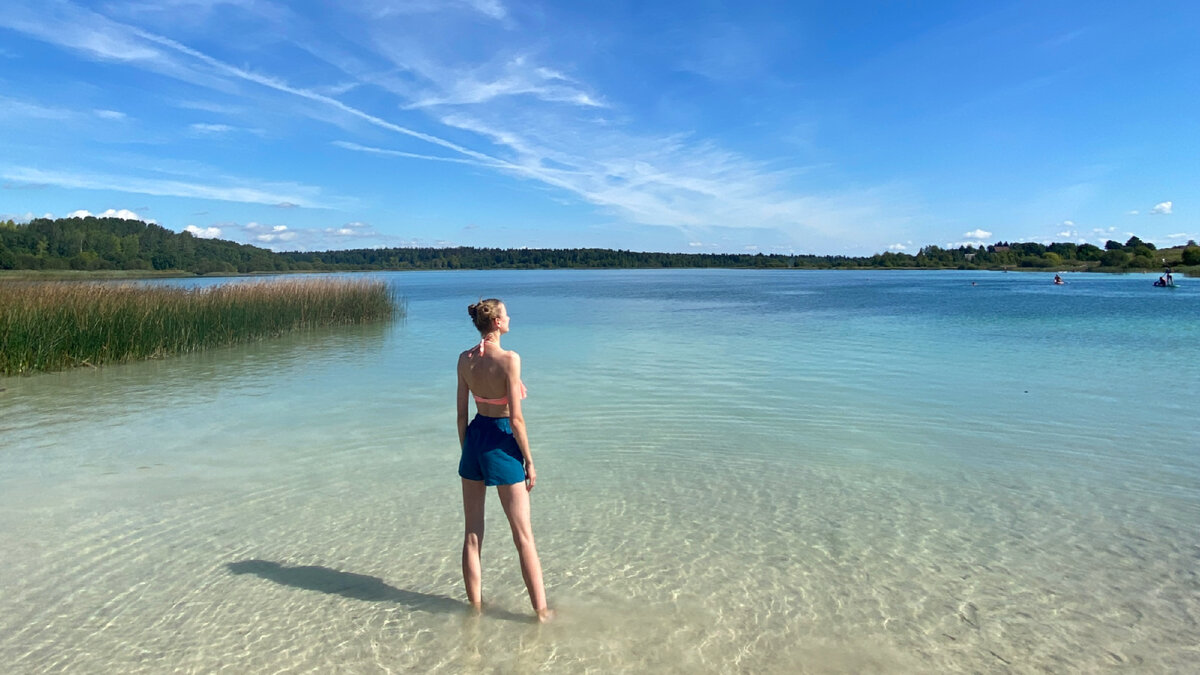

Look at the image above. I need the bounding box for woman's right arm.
[456,355,470,448]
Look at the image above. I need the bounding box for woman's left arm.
[506,353,536,490]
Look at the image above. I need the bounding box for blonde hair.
[467,298,503,334]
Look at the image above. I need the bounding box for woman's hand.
[525,461,537,491]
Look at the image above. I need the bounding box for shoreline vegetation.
[1,216,1197,278]
[0,279,400,376]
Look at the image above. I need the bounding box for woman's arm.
[505,352,536,490]
[456,354,470,448]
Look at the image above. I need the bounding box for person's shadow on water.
[226,560,529,622]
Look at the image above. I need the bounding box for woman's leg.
[497,483,552,620]
[461,478,487,610]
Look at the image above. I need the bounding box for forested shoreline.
[2,216,1197,275]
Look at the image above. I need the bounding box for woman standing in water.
[457,298,553,622]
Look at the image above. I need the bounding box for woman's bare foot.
[537,607,556,623]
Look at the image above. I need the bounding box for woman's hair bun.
[468,298,502,333]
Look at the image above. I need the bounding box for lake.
[1,269,1197,672]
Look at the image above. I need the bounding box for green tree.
[1076,243,1103,261]
[0,241,15,269]
[1125,235,1153,250]
[1048,242,1078,259]
[1130,245,1154,261]
[1181,246,1200,266]
[1100,249,1130,267]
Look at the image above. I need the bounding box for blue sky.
[1,1,1196,254]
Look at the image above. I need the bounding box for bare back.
[457,343,523,418]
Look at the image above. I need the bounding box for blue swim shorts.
[459,414,527,486]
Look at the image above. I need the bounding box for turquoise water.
[1,269,1197,672]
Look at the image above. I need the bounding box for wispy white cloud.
[368,0,508,21]
[404,55,604,108]
[1,166,330,208]
[432,114,913,247]
[1150,200,1172,215]
[332,141,486,166]
[0,2,163,62]
[469,0,507,20]
[172,99,245,115]
[113,27,523,172]
[0,96,75,120]
[1,97,128,124]
[187,122,264,135]
[962,228,991,239]
[189,122,233,133]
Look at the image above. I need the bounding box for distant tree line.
[2,216,1197,274]
[0,217,284,274]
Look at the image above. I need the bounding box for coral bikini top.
[472,385,527,406]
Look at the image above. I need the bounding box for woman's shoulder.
[501,349,521,371]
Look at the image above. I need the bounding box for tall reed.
[0,278,400,375]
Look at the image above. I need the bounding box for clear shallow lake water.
[1,269,1197,673]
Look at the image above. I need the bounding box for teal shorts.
[459,414,526,486]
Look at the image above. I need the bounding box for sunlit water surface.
[2,270,1197,673]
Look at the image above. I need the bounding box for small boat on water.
[1053,274,1065,285]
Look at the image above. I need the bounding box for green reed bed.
[0,278,400,375]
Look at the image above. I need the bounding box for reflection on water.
[1,270,1197,672]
